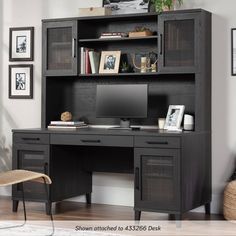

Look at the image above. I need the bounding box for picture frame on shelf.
[99,51,121,74]
[231,28,236,76]
[9,27,34,61]
[9,64,33,99]
[164,105,185,131]
[103,0,150,15]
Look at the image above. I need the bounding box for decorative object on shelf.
[120,61,132,73]
[103,0,150,15]
[78,7,111,17]
[164,105,185,131]
[158,118,166,129]
[61,111,73,121]
[132,53,157,73]
[231,28,236,76]
[9,27,34,61]
[223,180,236,220]
[148,0,183,13]
[129,26,153,37]
[99,51,121,74]
[183,114,194,131]
[9,64,33,99]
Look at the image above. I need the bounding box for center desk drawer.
[51,134,133,147]
[134,136,180,149]
[14,133,49,145]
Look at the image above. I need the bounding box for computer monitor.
[96,84,148,129]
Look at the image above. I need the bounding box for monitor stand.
[108,119,131,130]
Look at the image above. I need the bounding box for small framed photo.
[9,65,33,99]
[164,105,185,131]
[99,51,121,74]
[231,28,236,76]
[9,27,34,61]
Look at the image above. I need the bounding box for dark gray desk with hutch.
[12,9,212,220]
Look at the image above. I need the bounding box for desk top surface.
[12,127,209,137]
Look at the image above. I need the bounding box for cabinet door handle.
[22,137,40,141]
[160,34,163,55]
[135,167,140,190]
[146,141,168,145]
[72,38,76,58]
[81,139,101,143]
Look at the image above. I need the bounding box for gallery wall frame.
[9,64,33,99]
[231,28,236,76]
[9,27,34,61]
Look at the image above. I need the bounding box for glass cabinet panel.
[142,156,175,204]
[134,148,180,211]
[47,27,72,70]
[164,19,194,67]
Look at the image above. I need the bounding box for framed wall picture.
[9,27,34,61]
[9,64,33,99]
[164,105,185,131]
[231,28,236,76]
[99,51,121,74]
[103,0,150,15]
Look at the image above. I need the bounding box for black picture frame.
[232,28,236,76]
[9,64,33,99]
[9,27,34,61]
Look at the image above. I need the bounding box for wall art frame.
[9,64,33,99]
[9,27,34,61]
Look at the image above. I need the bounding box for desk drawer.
[14,133,49,145]
[134,136,180,149]
[51,134,133,147]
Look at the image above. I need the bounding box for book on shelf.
[47,125,88,130]
[85,48,91,74]
[50,121,85,126]
[100,32,128,38]
[80,48,101,74]
[80,47,85,74]
[89,51,100,74]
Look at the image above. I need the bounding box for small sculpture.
[61,111,72,121]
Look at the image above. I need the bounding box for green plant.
[151,0,183,13]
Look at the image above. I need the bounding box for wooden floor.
[0,196,223,221]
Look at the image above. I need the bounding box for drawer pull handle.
[146,141,168,145]
[81,139,101,143]
[22,138,40,141]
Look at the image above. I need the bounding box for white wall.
[0,0,235,214]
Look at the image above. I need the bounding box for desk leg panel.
[50,145,92,202]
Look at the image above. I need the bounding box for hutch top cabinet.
[41,9,211,134]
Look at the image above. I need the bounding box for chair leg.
[0,183,26,230]
[21,182,27,224]
[42,177,54,235]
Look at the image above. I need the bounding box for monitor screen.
[96,84,148,118]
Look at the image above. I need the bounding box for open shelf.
[79,72,159,77]
[79,36,158,43]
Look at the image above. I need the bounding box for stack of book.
[100,32,128,38]
[80,48,100,74]
[47,121,88,130]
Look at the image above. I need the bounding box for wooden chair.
[0,169,54,234]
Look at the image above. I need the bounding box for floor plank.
[0,196,223,221]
